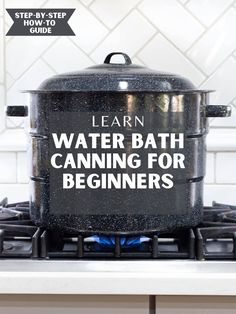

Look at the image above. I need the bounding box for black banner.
[48,111,188,216]
[6,8,75,36]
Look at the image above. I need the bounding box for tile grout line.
[231,50,236,59]
[231,96,236,108]
[136,7,208,79]
[7,37,60,89]
[79,26,109,56]
[130,1,160,61]
[138,7,209,76]
[179,1,207,30]
[198,50,236,94]
[88,0,96,8]
[183,0,235,30]
[134,7,163,61]
[40,57,58,74]
[87,0,144,57]
[133,55,145,65]
[198,53,236,91]
[88,17,131,55]
[139,0,207,57]
[185,3,236,55]
[183,0,191,5]
[78,0,111,31]
[40,0,50,8]
[5,71,16,91]
[132,30,158,63]
[67,37,96,65]
[40,0,104,59]
[67,34,101,61]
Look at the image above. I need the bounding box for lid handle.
[104,52,132,65]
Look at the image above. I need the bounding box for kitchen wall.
[0,0,236,204]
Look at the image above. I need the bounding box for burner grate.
[0,198,41,258]
[196,226,236,260]
[1,198,236,260]
[0,224,41,258]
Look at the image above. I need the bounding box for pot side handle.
[206,105,231,117]
[6,105,28,117]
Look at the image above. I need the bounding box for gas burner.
[40,229,195,259]
[1,198,236,260]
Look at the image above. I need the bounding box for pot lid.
[36,52,204,93]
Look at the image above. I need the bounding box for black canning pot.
[7,52,231,234]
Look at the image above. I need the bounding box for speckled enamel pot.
[7,52,231,234]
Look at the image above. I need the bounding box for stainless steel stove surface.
[0,197,236,260]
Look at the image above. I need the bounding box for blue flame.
[91,235,150,248]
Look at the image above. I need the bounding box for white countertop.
[0,260,235,295]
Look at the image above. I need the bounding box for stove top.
[0,198,236,260]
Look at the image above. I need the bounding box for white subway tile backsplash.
[138,34,205,86]
[204,184,236,206]
[216,153,236,183]
[188,8,236,75]
[139,0,204,51]
[205,153,215,184]
[0,184,29,202]
[91,10,156,63]
[0,152,16,183]
[43,38,94,74]
[90,0,139,29]
[186,0,233,27]
[17,152,29,183]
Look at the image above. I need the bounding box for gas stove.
[0,198,236,260]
